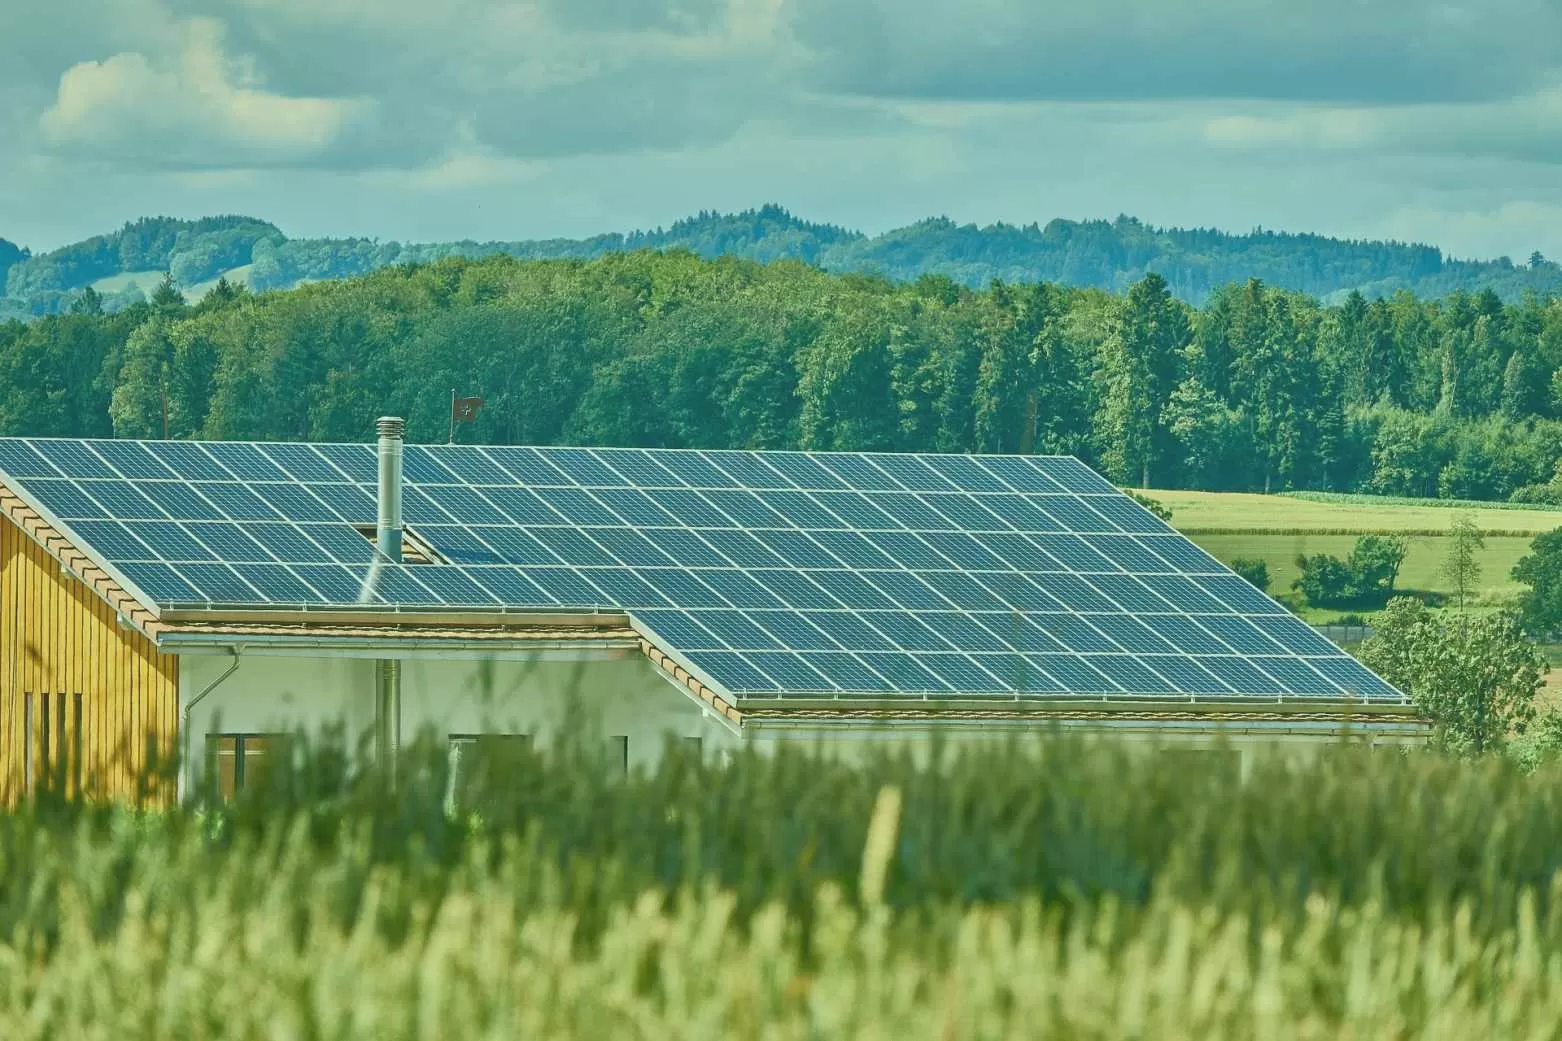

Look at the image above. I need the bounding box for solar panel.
[0,439,1405,705]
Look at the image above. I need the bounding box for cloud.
[1201,88,1562,166]
[36,18,404,170]
[786,0,1562,105]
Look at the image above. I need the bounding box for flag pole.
[449,387,456,444]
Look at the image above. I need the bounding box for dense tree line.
[7,206,1561,320]
[4,251,1562,503]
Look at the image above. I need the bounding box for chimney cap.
[377,416,405,439]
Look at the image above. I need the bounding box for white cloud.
[1199,88,1562,165]
[38,18,374,169]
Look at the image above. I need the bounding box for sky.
[2,0,1561,261]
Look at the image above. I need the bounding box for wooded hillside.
[5,206,1560,319]
[5,251,1562,503]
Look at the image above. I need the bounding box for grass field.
[6,736,1562,1037]
[88,269,167,295]
[183,262,255,300]
[1153,488,1562,536]
[1151,488,1562,618]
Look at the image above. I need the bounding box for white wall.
[179,648,738,790]
[179,649,1428,791]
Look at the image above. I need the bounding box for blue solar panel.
[974,454,1066,492]
[402,447,462,485]
[1034,655,1118,693]
[0,440,62,478]
[426,446,513,485]
[65,520,154,561]
[697,610,785,649]
[116,561,202,602]
[417,568,502,605]
[756,452,850,490]
[685,650,782,691]
[484,447,574,486]
[0,438,1406,705]
[78,481,168,520]
[90,441,181,480]
[800,611,897,651]
[149,442,235,481]
[545,447,628,486]
[634,609,722,648]
[591,449,687,487]
[872,454,962,492]
[747,651,834,692]
[244,564,326,603]
[260,440,349,481]
[701,450,795,489]
[857,652,951,691]
[873,492,957,530]
[817,455,902,491]
[808,652,898,691]
[30,440,115,478]
[24,479,110,519]
[132,521,220,561]
[205,442,293,482]
[1091,655,1178,693]
[291,564,370,603]
[755,530,842,569]
[180,562,262,602]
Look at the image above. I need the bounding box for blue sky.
[3,0,1561,261]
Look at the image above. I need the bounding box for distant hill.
[4,204,1559,318]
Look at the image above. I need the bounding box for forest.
[4,247,1562,504]
[4,205,1561,319]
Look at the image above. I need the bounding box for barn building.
[0,423,1426,800]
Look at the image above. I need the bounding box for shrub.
[1294,552,1355,605]
[1292,535,1408,607]
[1230,557,1269,591]
[1126,491,1172,521]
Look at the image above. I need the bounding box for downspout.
[181,644,243,801]
[373,417,404,780]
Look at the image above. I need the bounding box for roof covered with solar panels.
[0,437,1407,707]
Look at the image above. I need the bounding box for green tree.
[1349,535,1409,599]
[1231,557,1269,592]
[1359,598,1546,756]
[1512,528,1562,635]
[1094,273,1188,488]
[1441,514,1485,613]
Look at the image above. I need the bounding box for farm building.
[0,422,1427,800]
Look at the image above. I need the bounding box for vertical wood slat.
[0,515,178,803]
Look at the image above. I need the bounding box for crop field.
[1153,488,1562,619]
[4,734,1562,1038]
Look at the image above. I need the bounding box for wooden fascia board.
[0,480,163,639]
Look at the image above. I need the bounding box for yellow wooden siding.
[1,514,178,802]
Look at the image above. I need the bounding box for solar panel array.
[0,438,1403,703]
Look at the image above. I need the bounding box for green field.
[1154,488,1562,536]
[7,736,1562,1037]
[88,269,168,295]
[182,263,255,300]
[1152,488,1562,618]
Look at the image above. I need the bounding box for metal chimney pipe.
[376,416,404,563]
[373,416,404,785]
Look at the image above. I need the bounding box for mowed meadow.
[5,733,1562,1038]
[1157,488,1562,616]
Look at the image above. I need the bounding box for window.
[207,734,288,801]
[681,735,703,759]
[609,735,629,776]
[24,692,83,797]
[447,734,533,812]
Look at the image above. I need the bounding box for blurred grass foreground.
[6,728,1562,1038]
